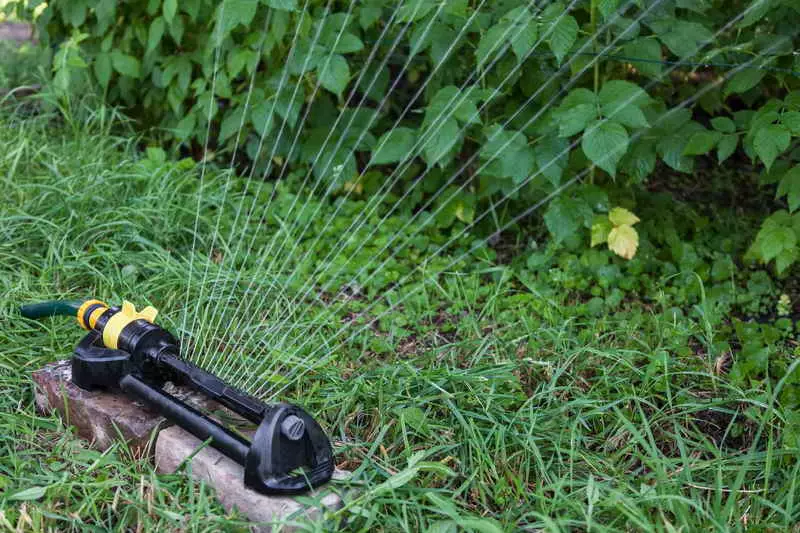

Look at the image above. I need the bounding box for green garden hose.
[19,300,84,320]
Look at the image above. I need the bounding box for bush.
[12,0,800,270]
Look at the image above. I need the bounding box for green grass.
[0,100,799,532]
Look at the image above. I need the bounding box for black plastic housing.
[71,317,334,494]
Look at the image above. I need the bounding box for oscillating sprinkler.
[20,299,334,495]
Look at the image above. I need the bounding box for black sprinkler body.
[20,299,335,495]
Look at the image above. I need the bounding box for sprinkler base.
[32,361,347,531]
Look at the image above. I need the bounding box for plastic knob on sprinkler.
[281,415,305,441]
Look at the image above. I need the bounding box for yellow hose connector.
[102,301,159,349]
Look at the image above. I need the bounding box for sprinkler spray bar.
[20,299,334,495]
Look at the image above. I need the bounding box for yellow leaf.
[608,207,640,226]
[608,224,639,259]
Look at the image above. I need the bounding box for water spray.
[20,299,334,495]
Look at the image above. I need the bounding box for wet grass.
[0,103,799,531]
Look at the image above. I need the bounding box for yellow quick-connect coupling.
[102,301,159,349]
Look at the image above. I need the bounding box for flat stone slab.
[32,360,165,452]
[32,361,346,531]
[156,426,346,531]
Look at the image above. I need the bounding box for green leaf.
[760,224,796,262]
[397,0,437,22]
[94,53,112,88]
[651,20,713,58]
[9,486,47,501]
[548,15,578,64]
[111,51,141,78]
[609,207,639,226]
[480,126,534,184]
[599,80,650,110]
[163,0,177,24]
[534,136,569,186]
[622,38,662,78]
[360,7,382,29]
[582,120,629,176]
[216,0,259,36]
[605,105,649,129]
[776,247,798,275]
[782,111,800,135]
[754,125,790,170]
[683,130,721,155]
[371,127,417,165]
[591,217,613,247]
[334,34,364,54]
[251,100,274,136]
[219,106,245,143]
[717,134,738,163]
[63,0,88,27]
[711,117,736,133]
[423,118,460,168]
[147,17,166,53]
[503,7,538,62]
[724,69,766,97]
[318,55,350,97]
[544,196,592,243]
[778,166,800,212]
[476,24,508,69]
[265,0,298,10]
[555,103,596,137]
[175,113,196,141]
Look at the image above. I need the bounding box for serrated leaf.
[760,224,796,262]
[603,105,649,129]
[423,118,460,168]
[219,107,245,143]
[782,111,800,135]
[544,196,593,243]
[754,125,790,170]
[397,0,437,22]
[147,17,165,53]
[717,134,738,163]
[318,55,350,97]
[360,6,382,29]
[94,52,112,88]
[548,15,578,64]
[582,120,629,176]
[683,130,721,155]
[175,113,196,141]
[599,80,650,110]
[622,37,662,78]
[778,166,800,212]
[251,100,274,136]
[591,218,613,247]
[609,207,639,226]
[711,117,735,133]
[724,68,766,97]
[216,0,259,37]
[372,127,416,165]
[334,34,364,54]
[534,136,569,186]
[163,0,177,24]
[776,247,799,274]
[555,103,596,137]
[265,0,297,10]
[608,224,639,259]
[476,24,508,69]
[111,51,141,78]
